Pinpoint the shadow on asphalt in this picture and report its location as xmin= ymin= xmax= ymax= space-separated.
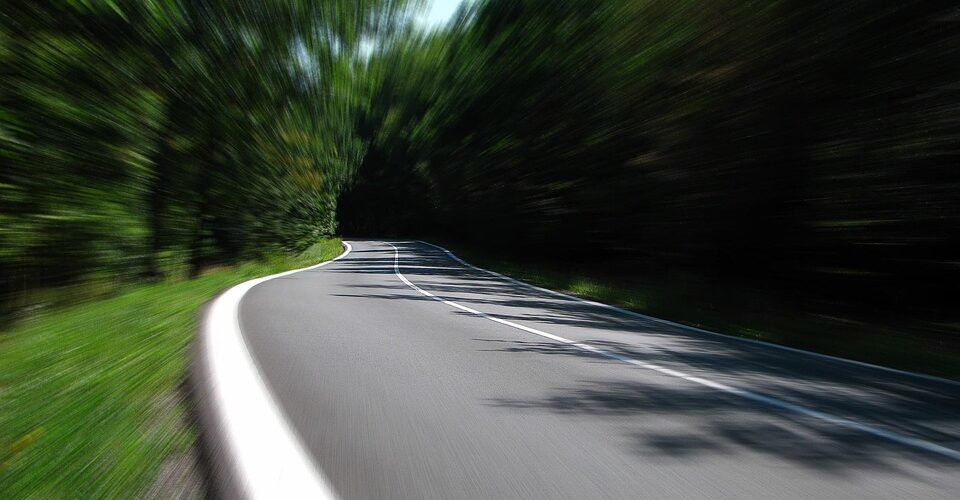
xmin=331 ymin=240 xmax=960 ymax=476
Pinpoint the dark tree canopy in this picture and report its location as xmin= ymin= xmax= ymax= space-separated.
xmin=341 ymin=0 xmax=960 ymax=320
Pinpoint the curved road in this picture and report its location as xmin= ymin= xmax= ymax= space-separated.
xmin=237 ymin=240 xmax=960 ymax=499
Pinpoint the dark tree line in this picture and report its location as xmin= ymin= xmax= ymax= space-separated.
xmin=341 ymin=0 xmax=960 ymax=323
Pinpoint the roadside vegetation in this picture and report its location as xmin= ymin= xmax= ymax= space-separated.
xmin=0 ymin=239 xmax=343 ymax=498
xmin=1 ymin=3 xmax=380 ymax=497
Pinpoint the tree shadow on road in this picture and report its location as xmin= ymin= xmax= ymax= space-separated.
xmin=337 ymin=241 xmax=960 ymax=477
xmin=485 ymin=374 xmax=960 ymax=477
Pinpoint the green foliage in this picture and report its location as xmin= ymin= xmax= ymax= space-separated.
xmin=0 ymin=1 xmax=406 ymax=312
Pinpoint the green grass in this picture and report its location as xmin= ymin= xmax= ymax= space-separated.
xmin=0 ymin=238 xmax=344 ymax=499
xmin=445 ymin=244 xmax=960 ymax=379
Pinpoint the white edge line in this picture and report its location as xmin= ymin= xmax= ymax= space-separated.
xmin=388 ymin=241 xmax=960 ymax=461
xmin=415 ymin=240 xmax=960 ymax=388
xmin=201 ymin=241 xmax=352 ymax=499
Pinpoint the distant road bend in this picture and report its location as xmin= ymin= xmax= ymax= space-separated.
xmin=223 ymin=240 xmax=960 ymax=498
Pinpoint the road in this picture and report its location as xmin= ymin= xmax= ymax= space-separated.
xmin=236 ymin=240 xmax=960 ymax=499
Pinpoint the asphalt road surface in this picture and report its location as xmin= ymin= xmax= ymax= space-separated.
xmin=238 ymin=240 xmax=960 ymax=499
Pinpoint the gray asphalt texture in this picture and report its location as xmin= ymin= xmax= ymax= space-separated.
xmin=239 ymin=240 xmax=960 ymax=499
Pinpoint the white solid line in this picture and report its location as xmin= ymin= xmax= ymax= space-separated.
xmin=202 ymin=242 xmax=352 ymax=499
xmin=386 ymin=241 xmax=960 ymax=461
xmin=416 ymin=240 xmax=960 ymax=388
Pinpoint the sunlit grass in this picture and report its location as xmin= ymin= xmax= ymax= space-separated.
xmin=0 ymin=239 xmax=343 ymax=498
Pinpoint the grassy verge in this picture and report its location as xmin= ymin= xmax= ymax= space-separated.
xmin=0 ymin=238 xmax=343 ymax=499
xmin=444 ymin=243 xmax=960 ymax=379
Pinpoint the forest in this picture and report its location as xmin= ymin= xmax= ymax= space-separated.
xmin=2 ymin=0 xmax=958 ymax=341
